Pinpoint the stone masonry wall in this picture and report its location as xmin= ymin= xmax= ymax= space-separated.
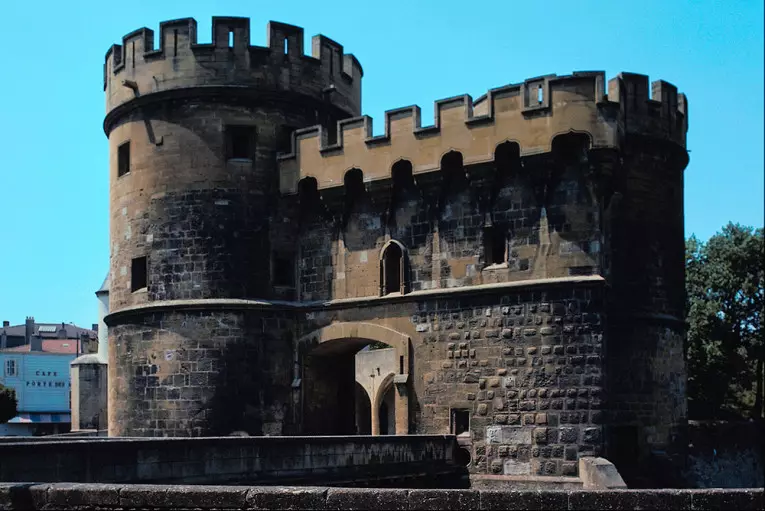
xmin=109 ymin=100 xmax=342 ymax=309
xmin=294 ymin=148 xmax=603 ymax=303
xmin=296 ymin=279 xmax=605 ymax=478
xmin=410 ymin=285 xmax=605 ymax=478
xmin=108 ymin=309 xmax=293 ymax=437
xmin=604 ymin=139 xmax=688 ymax=480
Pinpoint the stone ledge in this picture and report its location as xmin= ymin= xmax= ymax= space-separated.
xmin=0 ymin=484 xmax=761 ymax=510
xmin=105 ymin=275 xmax=606 ymax=324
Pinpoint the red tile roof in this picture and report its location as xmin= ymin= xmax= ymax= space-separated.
xmin=2 ymin=339 xmax=85 ymax=354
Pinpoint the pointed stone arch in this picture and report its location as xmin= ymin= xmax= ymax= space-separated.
xmin=379 ymin=239 xmax=408 ymax=295
xmin=298 ymin=321 xmax=411 ymax=435
xmin=299 ymin=321 xmax=410 ymax=354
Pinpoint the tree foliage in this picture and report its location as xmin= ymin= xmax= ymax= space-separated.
xmin=686 ymin=223 xmax=764 ymax=420
xmin=0 ymin=383 xmax=18 ymax=424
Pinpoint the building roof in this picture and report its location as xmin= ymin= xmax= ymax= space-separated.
xmin=1 ymin=322 xmax=96 ymax=341
xmin=96 ymin=272 xmax=110 ymax=295
xmin=2 ymin=339 xmax=86 ymax=354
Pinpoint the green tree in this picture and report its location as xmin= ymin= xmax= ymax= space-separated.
xmin=686 ymin=223 xmax=764 ymax=420
xmin=0 ymin=383 xmax=17 ymax=424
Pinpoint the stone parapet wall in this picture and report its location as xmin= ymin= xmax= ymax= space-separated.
xmin=0 ymin=484 xmax=761 ymax=510
xmin=104 ymin=18 xmax=362 ymax=120
xmin=0 ymin=436 xmax=458 ymax=487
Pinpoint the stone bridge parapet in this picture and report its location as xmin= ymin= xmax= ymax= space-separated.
xmin=0 ymin=435 xmax=459 ymax=487
xmin=0 ymin=484 xmax=761 ymax=510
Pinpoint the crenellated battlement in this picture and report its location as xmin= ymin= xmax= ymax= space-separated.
xmin=104 ymin=17 xmax=363 ymax=124
xmin=278 ymin=71 xmax=687 ymax=194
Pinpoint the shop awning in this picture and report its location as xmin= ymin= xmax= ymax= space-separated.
xmin=7 ymin=413 xmax=71 ymax=424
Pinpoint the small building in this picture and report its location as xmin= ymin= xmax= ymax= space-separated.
xmin=0 ymin=317 xmax=97 ymax=436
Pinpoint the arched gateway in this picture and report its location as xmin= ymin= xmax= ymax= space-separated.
xmin=297 ymin=322 xmax=411 ymax=436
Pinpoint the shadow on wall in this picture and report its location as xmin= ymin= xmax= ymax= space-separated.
xmin=682 ymin=421 xmax=764 ymax=489
xmin=206 ymin=336 xmax=264 ymax=436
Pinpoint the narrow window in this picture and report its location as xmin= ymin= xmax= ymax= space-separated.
xmin=131 ymin=42 xmax=135 ymax=68
xmin=326 ymin=122 xmax=338 ymax=146
xmin=484 ymin=226 xmax=507 ymax=266
xmin=273 ymin=253 xmax=295 ymax=287
xmin=226 ymin=126 xmax=256 ymax=160
xmin=284 ymin=38 xmax=289 ymax=54
xmin=131 ymin=256 xmax=148 ymax=292
xmin=399 ymin=356 xmax=405 ymax=375
xmin=228 ymin=31 xmax=234 ymax=48
xmin=278 ymin=125 xmax=296 ymax=154
xmin=117 ymin=141 xmax=131 ymax=177
xmin=173 ymin=29 xmax=178 ymax=56
xmin=382 ymin=242 xmax=403 ymax=294
xmin=5 ymin=359 xmax=17 ymax=377
xmin=451 ymin=409 xmax=470 ymax=436
xmin=537 ymin=85 xmax=544 ymax=104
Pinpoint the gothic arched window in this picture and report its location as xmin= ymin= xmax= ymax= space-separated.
xmin=380 ymin=240 xmax=407 ymax=295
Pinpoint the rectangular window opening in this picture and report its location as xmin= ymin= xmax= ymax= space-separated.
xmin=278 ymin=125 xmax=296 ymax=154
xmin=226 ymin=126 xmax=256 ymax=160
xmin=273 ymin=253 xmax=295 ymax=287
xmin=484 ymin=226 xmax=507 ymax=266
xmin=228 ymin=31 xmax=234 ymax=48
xmin=326 ymin=123 xmax=338 ymax=146
xmin=451 ymin=409 xmax=470 ymax=436
xmin=5 ymin=359 xmax=17 ymax=377
xmin=284 ymin=38 xmax=289 ymax=54
xmin=173 ymin=29 xmax=178 ymax=56
xmin=399 ymin=355 xmax=404 ymax=375
xmin=117 ymin=141 xmax=131 ymax=177
xmin=131 ymin=256 xmax=148 ymax=292
xmin=537 ymin=85 xmax=544 ymax=104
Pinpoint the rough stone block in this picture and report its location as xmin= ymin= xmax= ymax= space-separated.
xmin=690 ymin=488 xmax=763 ymax=511
xmin=583 ymin=427 xmax=601 ymax=443
xmin=248 ymin=486 xmax=328 ymax=510
xmin=326 ymin=488 xmax=408 ymax=510
xmin=46 ymin=483 xmax=122 ymax=508
xmin=560 ymin=427 xmax=578 ymax=443
xmin=0 ymin=483 xmax=37 ymax=511
xmin=503 ymin=460 xmax=531 ymax=475
xmin=167 ymin=485 xmax=249 ymax=508
xmin=408 ymin=489 xmax=479 ymax=511
xmin=119 ymin=484 xmax=171 ymax=507
xmin=489 ymin=425 xmax=532 ymax=444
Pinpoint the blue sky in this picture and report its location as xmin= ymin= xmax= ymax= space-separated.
xmin=0 ymin=0 xmax=762 ymax=328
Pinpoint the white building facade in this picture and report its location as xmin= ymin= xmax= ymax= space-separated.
xmin=0 ymin=351 xmax=74 ymax=436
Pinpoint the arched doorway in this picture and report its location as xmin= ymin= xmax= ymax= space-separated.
xmin=378 ymin=382 xmax=396 ymax=435
xmin=298 ymin=322 xmax=411 ymax=436
xmin=355 ymin=382 xmax=372 ymax=434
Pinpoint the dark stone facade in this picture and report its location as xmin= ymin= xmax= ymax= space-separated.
xmin=104 ymin=16 xmax=689 ymax=482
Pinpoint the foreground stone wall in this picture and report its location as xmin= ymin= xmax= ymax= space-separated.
xmin=0 ymin=436 xmax=458 ymax=487
xmin=1 ymin=484 xmax=761 ymax=510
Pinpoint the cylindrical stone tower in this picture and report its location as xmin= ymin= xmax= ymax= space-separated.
xmin=103 ymin=17 xmax=362 ymax=436
xmin=603 ymin=73 xmax=690 ymax=483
